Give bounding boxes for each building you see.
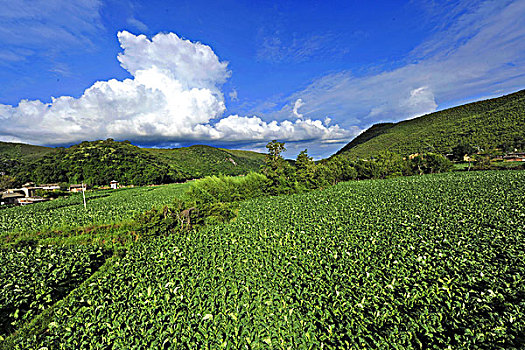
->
[1,192,25,205]
[69,184,87,192]
[40,183,61,191]
[17,197,49,206]
[503,153,525,162]
[110,180,119,189]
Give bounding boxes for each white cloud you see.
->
[229,89,238,101]
[126,17,148,32]
[292,98,304,119]
[256,31,349,64]
[0,31,353,150]
[0,0,103,63]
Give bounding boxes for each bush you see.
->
[183,172,270,206]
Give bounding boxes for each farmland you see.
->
[4,171,525,349]
[0,182,190,237]
[0,244,106,341]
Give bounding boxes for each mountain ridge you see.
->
[0,139,265,186]
[336,89,525,158]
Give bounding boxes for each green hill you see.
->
[0,141,53,159]
[0,140,265,186]
[336,89,525,158]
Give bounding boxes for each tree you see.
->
[0,175,17,191]
[452,142,476,161]
[261,140,295,194]
[295,150,316,189]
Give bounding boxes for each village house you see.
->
[40,183,61,191]
[110,180,119,189]
[1,192,25,205]
[69,184,87,192]
[503,152,525,162]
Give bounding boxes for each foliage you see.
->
[261,140,297,195]
[183,172,269,206]
[337,89,525,158]
[295,150,451,188]
[0,182,190,239]
[0,140,265,186]
[452,142,477,161]
[410,153,454,174]
[0,244,106,341]
[295,149,317,189]
[0,175,17,192]
[8,171,525,348]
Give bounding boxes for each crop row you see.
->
[9,171,525,349]
[0,183,189,235]
[0,244,106,341]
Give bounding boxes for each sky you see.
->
[0,0,524,159]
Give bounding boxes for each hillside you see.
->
[336,89,525,158]
[0,142,54,159]
[146,145,265,179]
[0,140,265,186]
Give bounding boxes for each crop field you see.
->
[0,244,106,341]
[6,171,525,349]
[0,182,190,236]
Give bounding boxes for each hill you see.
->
[0,139,265,186]
[336,89,525,158]
[0,141,54,159]
[145,145,266,179]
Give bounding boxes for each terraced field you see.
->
[0,183,190,236]
[5,171,524,349]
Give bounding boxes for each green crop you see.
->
[7,171,525,349]
[0,183,189,236]
[0,245,106,341]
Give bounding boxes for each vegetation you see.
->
[0,136,522,348]
[0,139,265,187]
[5,171,524,348]
[0,183,190,242]
[0,245,106,341]
[337,89,525,158]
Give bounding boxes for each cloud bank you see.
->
[0,31,353,147]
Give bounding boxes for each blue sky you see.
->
[0,0,524,158]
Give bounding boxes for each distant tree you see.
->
[410,153,452,174]
[0,175,17,191]
[295,150,316,189]
[452,142,476,161]
[262,140,295,194]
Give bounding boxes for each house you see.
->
[69,184,87,192]
[40,183,61,191]
[1,192,25,205]
[503,152,525,162]
[110,180,119,189]
[17,197,48,206]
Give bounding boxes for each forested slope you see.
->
[337,89,525,158]
[0,140,265,186]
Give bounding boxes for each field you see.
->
[0,183,190,238]
[3,171,524,349]
[0,245,106,341]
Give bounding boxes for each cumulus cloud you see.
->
[0,31,352,149]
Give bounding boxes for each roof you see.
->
[110,180,119,183]
[2,192,25,199]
